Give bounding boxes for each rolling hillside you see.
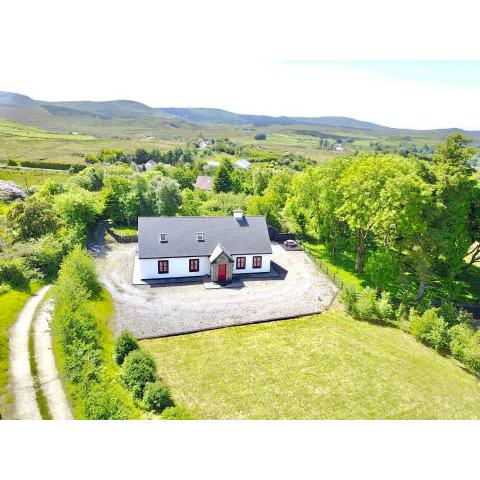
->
[2,90,480,140]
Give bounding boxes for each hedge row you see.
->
[342,286,480,375]
[114,332,191,419]
[8,159,85,172]
[52,247,138,419]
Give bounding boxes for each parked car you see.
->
[284,239,298,248]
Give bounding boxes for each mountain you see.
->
[0,90,478,137]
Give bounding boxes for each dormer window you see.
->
[159,233,167,243]
[197,232,205,242]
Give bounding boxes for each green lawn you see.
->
[304,242,365,290]
[143,310,480,419]
[0,282,41,416]
[112,225,138,236]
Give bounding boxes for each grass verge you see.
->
[142,308,480,419]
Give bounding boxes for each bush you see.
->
[57,246,101,298]
[376,291,394,321]
[0,258,32,289]
[83,382,132,420]
[121,350,158,399]
[160,406,192,420]
[340,285,358,314]
[143,381,173,412]
[409,308,449,352]
[114,332,139,365]
[353,287,379,321]
[463,333,480,373]
[254,133,267,141]
[448,323,475,362]
[27,229,77,279]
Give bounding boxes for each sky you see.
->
[2,0,480,129]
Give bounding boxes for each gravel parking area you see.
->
[94,241,337,338]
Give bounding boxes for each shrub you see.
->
[438,302,459,327]
[409,308,449,352]
[340,285,358,314]
[114,332,139,365]
[64,339,103,384]
[254,133,267,141]
[448,323,475,362]
[121,350,158,399]
[7,195,60,241]
[376,291,394,321]
[353,287,379,321]
[27,229,77,279]
[83,383,132,420]
[143,381,173,412]
[0,258,32,289]
[57,246,101,298]
[463,333,480,373]
[160,406,192,420]
[7,159,17,166]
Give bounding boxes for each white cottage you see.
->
[137,210,272,283]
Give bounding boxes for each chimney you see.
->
[233,209,244,220]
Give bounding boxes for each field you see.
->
[142,310,480,419]
[0,118,182,165]
[0,167,70,187]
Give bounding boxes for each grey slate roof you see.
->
[138,216,272,259]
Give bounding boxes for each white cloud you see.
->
[2,0,480,129]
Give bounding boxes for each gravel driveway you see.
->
[94,241,337,338]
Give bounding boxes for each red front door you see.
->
[218,263,227,282]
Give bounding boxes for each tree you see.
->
[252,168,272,195]
[466,186,480,269]
[7,196,60,241]
[433,132,475,175]
[178,189,202,216]
[429,133,476,297]
[254,133,267,140]
[213,161,234,193]
[151,177,182,216]
[54,188,102,235]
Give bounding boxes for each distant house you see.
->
[144,160,157,171]
[195,176,213,191]
[206,160,220,169]
[235,159,251,170]
[137,211,272,282]
[335,144,344,151]
[198,139,213,149]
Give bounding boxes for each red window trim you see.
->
[236,256,246,270]
[252,256,262,269]
[189,258,199,272]
[158,260,169,274]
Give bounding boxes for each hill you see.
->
[2,90,480,139]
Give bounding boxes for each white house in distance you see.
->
[234,159,251,170]
[137,210,272,283]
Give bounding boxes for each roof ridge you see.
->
[138,215,267,219]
